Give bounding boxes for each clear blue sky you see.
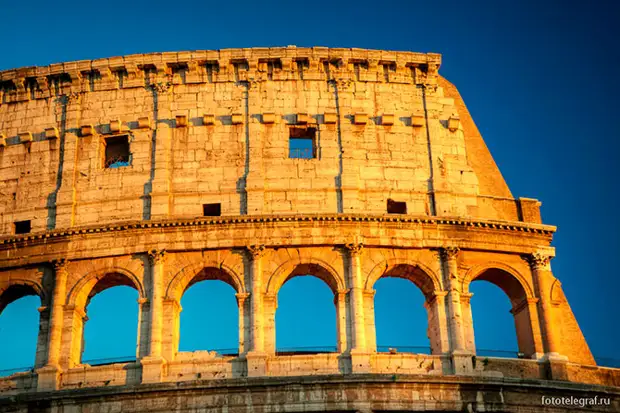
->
[1,0,619,370]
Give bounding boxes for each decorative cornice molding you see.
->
[0,214,556,248]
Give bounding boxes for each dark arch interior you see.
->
[472,268,527,308]
[282,264,339,294]
[185,267,238,293]
[0,284,39,315]
[86,273,138,307]
[276,275,336,353]
[382,264,436,300]
[179,279,239,354]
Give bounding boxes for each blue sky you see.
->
[0,0,618,370]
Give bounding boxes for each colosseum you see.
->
[0,46,618,412]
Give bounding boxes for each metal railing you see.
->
[2,349,620,378]
[288,148,314,159]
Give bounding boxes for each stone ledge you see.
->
[0,213,556,246]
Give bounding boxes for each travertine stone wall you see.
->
[0,47,537,235]
[0,48,612,403]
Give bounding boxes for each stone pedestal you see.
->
[141,356,166,384]
[246,352,268,377]
[451,349,475,375]
[36,364,61,391]
[350,350,372,374]
[540,353,569,381]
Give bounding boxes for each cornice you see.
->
[0,213,555,247]
[0,47,441,105]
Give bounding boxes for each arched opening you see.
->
[81,273,139,365]
[275,267,338,354]
[179,279,239,355]
[371,264,437,354]
[0,285,41,375]
[374,278,430,353]
[469,268,535,358]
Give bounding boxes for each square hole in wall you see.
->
[104,135,130,168]
[14,220,31,234]
[203,203,222,217]
[289,127,316,159]
[387,199,407,214]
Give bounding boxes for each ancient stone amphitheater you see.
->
[0,46,618,412]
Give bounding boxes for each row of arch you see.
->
[0,252,545,374]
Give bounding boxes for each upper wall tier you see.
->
[0,47,541,236]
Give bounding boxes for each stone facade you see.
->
[0,47,618,412]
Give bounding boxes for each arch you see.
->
[0,279,46,314]
[364,259,441,300]
[166,260,245,302]
[66,267,145,310]
[463,262,534,306]
[464,262,540,358]
[265,257,345,295]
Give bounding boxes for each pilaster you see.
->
[345,243,370,373]
[247,245,267,376]
[37,259,69,390]
[526,252,568,378]
[141,249,166,384]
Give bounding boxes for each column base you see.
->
[141,356,166,384]
[36,364,62,391]
[350,349,372,374]
[538,352,569,380]
[246,351,268,377]
[451,349,475,375]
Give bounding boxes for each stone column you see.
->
[334,289,349,353]
[346,243,371,372]
[141,250,166,383]
[147,250,165,358]
[37,259,69,390]
[236,293,250,355]
[346,243,366,351]
[527,253,563,357]
[440,247,473,375]
[246,245,268,376]
[440,247,465,352]
[527,252,568,379]
[459,292,476,353]
[424,291,450,355]
[363,289,377,352]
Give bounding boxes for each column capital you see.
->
[525,252,552,270]
[148,249,166,265]
[246,244,266,259]
[345,242,364,256]
[459,292,474,303]
[235,292,250,305]
[51,258,69,272]
[439,246,460,261]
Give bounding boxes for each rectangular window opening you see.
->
[203,203,222,217]
[104,135,130,168]
[289,127,317,159]
[14,220,31,234]
[387,199,407,214]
